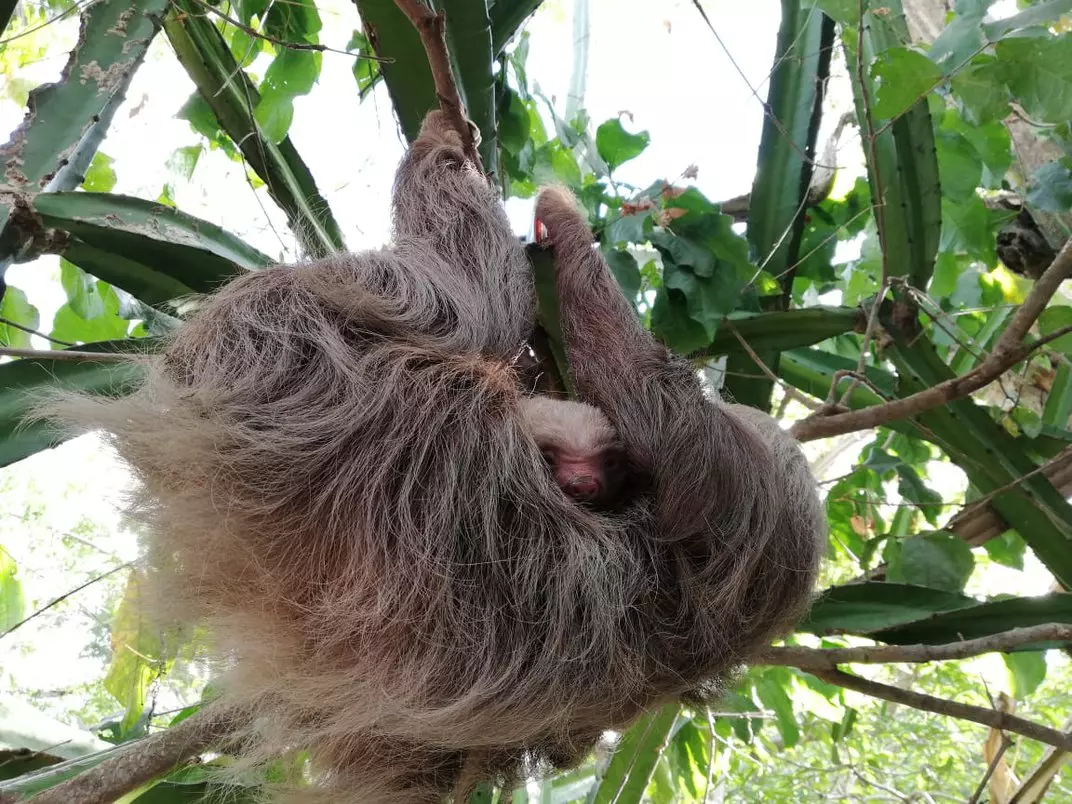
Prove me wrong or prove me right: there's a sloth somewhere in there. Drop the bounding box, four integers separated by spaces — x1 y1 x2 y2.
40 110 825 802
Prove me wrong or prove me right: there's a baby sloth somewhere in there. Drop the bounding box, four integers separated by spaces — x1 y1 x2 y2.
519 396 631 507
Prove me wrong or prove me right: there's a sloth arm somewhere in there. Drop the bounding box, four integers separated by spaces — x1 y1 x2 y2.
534 189 779 540
390 111 535 357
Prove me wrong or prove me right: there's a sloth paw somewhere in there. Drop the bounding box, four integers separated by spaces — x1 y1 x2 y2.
534 186 582 243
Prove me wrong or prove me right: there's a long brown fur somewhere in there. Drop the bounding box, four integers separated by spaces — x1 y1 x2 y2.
37 111 826 801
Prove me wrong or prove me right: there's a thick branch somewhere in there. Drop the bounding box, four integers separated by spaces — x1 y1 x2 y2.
757 624 1072 670
22 708 233 804
811 667 1072 751
391 0 482 171
791 236 1072 442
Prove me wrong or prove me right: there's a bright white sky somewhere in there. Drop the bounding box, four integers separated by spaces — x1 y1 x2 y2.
0 0 1048 736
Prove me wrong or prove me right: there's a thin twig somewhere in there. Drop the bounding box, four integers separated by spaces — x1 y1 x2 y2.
0 317 73 346
21 708 235 804
724 322 820 410
188 0 388 61
1 564 131 639
757 624 1072 670
792 236 1072 441
391 0 482 170
0 346 140 362
968 733 1012 804
811 667 1072 752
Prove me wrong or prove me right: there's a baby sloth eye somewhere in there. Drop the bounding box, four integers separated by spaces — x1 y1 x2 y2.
540 448 556 465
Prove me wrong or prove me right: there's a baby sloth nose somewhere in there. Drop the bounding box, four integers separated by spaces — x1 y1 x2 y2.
566 475 601 499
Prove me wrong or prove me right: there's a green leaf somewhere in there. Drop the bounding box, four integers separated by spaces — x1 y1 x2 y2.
754 672 801 748
935 129 982 201
60 260 107 320
650 289 711 355
0 340 154 467
814 0 855 24
950 55 1011 125
104 573 159 734
996 36 1072 124
167 145 202 183
1043 361 1072 428
1027 161 1072 213
1038 305 1072 357
589 703 678 804
0 549 26 632
888 532 975 593
346 30 380 94
82 152 117 193
256 49 321 143
802 582 976 635
928 0 988 71
51 299 130 345
33 192 272 305
1003 651 1048 699
595 117 650 172
872 47 943 120
895 465 943 525
873 592 1072 645
603 247 641 304
604 212 650 246
0 287 40 349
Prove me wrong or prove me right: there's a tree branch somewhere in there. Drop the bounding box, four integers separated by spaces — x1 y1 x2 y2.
810 667 1072 752
21 708 233 804
791 236 1072 442
0 347 140 362
757 624 1072 670
390 0 482 170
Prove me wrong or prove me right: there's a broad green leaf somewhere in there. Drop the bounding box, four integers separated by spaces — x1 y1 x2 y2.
532 141 582 187
895 465 943 525
0 287 40 349
82 153 117 193
262 0 321 42
650 289 711 355
167 145 202 183
60 260 107 321
51 302 129 345
1003 651 1048 699
935 129 982 201
255 50 322 143
887 532 975 593
754 672 801 748
1026 161 1072 213
603 247 642 304
950 56 1011 124
928 0 989 71
814 0 855 24
0 549 26 632
604 212 650 246
1038 305 1072 357
872 47 943 120
346 30 380 95
105 572 166 735
997 36 1072 123
595 118 650 172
